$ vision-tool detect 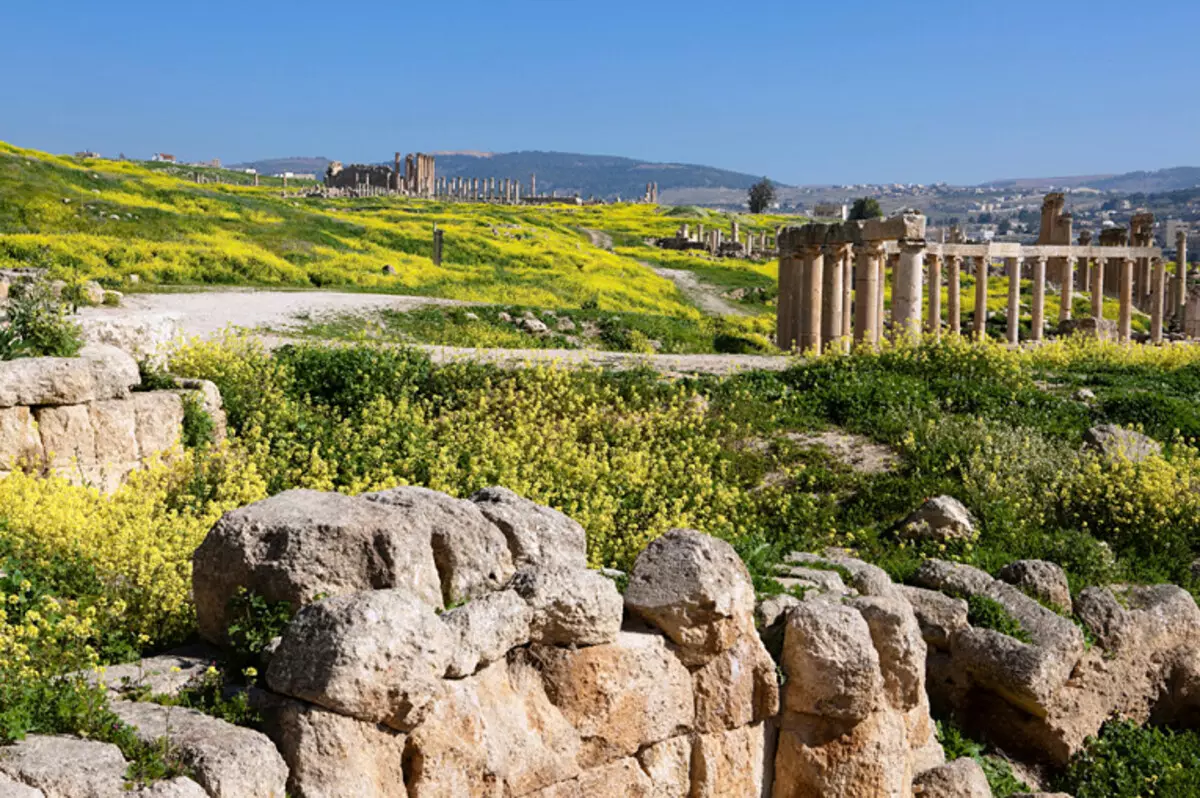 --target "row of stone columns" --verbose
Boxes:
[435,176,525,203]
[779,230,1171,352]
